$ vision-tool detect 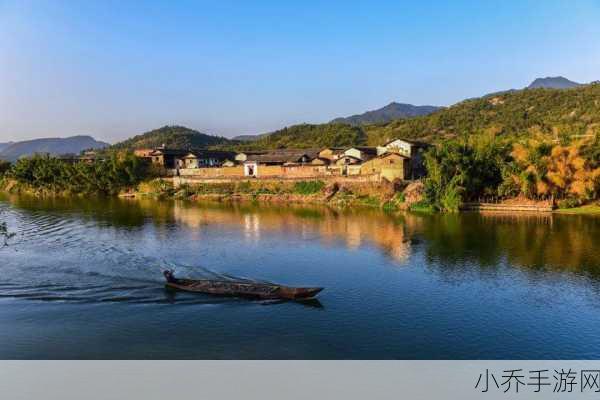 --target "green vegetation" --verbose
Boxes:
[420,134,600,211]
[165,180,328,198]
[234,123,367,150]
[293,180,325,195]
[422,137,509,211]
[555,204,600,214]
[6,84,600,215]
[5,153,150,195]
[0,160,11,176]
[382,192,406,212]
[110,125,231,151]
[355,195,381,208]
[227,84,600,154]
[408,200,436,213]
[365,84,600,145]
